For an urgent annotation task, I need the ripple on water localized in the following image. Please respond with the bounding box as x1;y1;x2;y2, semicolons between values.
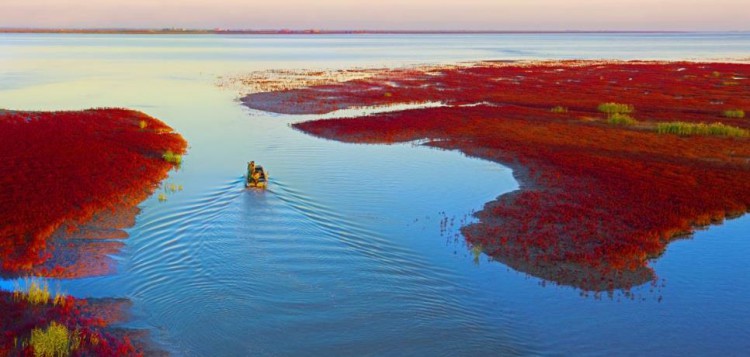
117;159;530;355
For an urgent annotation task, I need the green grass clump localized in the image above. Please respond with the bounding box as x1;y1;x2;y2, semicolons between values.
14;280;50;305
30;321;80;357
656;122;749;137
598;102;634;115
723;109;745;119
13;279;67;307
24;280;50;304
166;183;183;192
550;106;568;113
607;113;638;126
162;150;182;165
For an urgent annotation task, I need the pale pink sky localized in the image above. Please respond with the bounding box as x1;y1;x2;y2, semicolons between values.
2;0;749;30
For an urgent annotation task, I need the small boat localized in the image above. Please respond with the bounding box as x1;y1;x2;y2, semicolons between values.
246;162;268;189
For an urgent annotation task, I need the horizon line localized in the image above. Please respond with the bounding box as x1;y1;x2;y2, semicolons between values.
2;28;748;35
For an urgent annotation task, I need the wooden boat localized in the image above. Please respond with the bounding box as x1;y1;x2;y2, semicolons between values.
246;164;268;189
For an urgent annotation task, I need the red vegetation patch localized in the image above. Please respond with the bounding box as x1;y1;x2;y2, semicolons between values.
245;61;750;290
0;108;187;277
0;291;142;356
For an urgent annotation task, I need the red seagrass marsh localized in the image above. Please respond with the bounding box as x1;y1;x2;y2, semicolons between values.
0;108;186;277
0;108;187;354
244;61;750;290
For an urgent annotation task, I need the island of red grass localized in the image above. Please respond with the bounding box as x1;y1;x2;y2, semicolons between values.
243;61;750;290
0;108;187;277
0;290;142;356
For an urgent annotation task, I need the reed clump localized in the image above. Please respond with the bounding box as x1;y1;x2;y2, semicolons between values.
607;113;638;126
29;321;81;357
723;109;745;119
162;150;182;164
13;279;68;306
13;279;50;305
598;102;634;115
656;122;749;137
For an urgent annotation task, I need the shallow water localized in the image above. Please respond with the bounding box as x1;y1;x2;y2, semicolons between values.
2;33;750;356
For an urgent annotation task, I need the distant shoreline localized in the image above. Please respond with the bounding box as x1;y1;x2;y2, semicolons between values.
0;28;704;35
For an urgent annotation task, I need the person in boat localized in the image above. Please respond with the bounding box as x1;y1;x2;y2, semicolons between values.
247;161;256;185
248;161;262;185
251;169;261;184
248;161;256;183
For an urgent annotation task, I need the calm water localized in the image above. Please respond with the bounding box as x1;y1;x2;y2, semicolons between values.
2;33;750;356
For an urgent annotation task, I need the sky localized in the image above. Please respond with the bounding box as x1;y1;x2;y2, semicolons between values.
1;0;749;31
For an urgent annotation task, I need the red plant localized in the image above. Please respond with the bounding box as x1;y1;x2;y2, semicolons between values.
244;61;750;290
0;108;187;277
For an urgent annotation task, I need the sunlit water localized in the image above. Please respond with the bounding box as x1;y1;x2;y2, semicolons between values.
2;33;750;356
